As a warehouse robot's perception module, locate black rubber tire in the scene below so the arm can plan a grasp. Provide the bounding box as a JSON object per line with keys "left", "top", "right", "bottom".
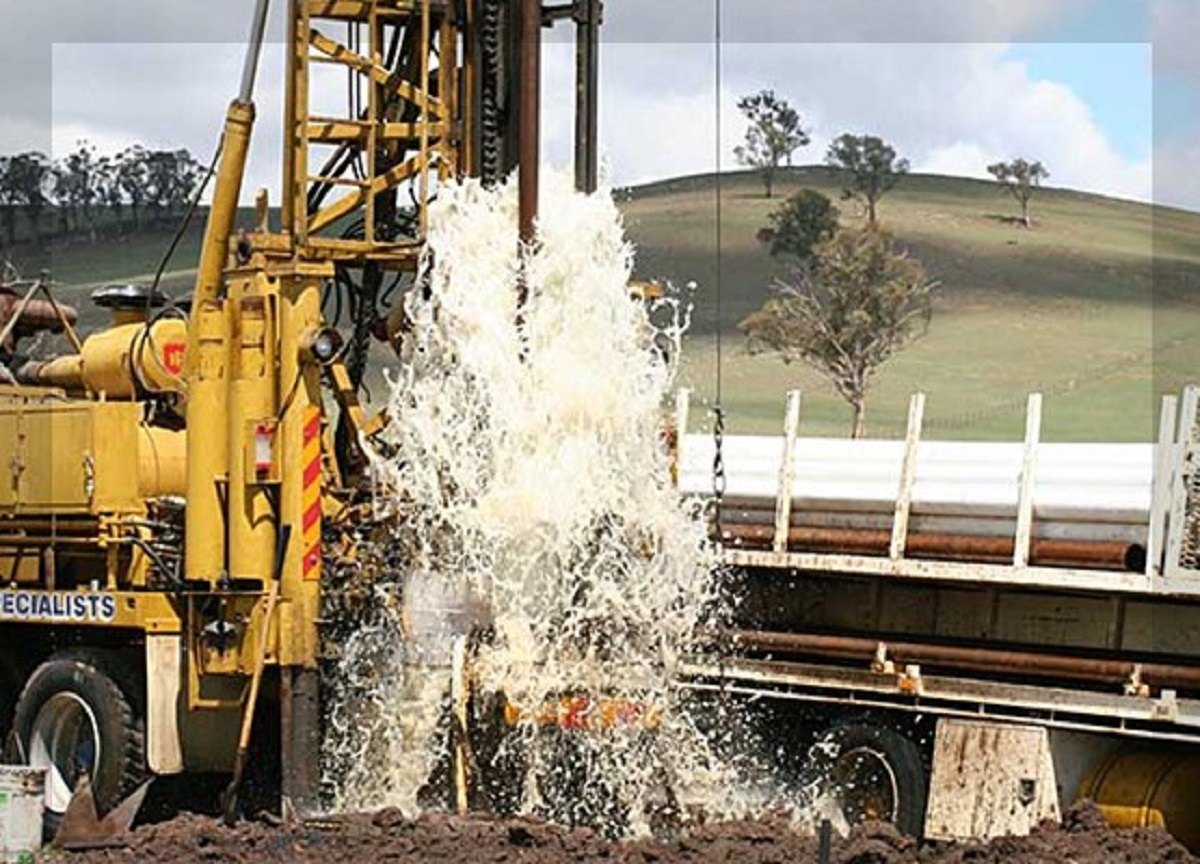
{"left": 7, "top": 649, "right": 146, "bottom": 819}
{"left": 807, "top": 723, "right": 927, "bottom": 837}
{"left": 0, "top": 652, "right": 22, "bottom": 748}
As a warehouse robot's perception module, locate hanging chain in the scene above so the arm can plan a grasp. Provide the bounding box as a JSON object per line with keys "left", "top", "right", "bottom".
{"left": 712, "top": 405, "right": 727, "bottom": 503}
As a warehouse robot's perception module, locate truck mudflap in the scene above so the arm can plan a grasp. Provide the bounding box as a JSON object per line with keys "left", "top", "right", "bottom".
{"left": 925, "top": 719, "right": 1059, "bottom": 841}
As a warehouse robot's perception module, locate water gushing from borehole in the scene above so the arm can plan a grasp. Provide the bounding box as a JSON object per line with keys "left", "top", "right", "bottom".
{"left": 320, "top": 171, "right": 785, "bottom": 833}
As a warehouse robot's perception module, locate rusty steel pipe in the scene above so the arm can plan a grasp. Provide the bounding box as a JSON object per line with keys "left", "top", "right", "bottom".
{"left": 573, "top": 0, "right": 600, "bottom": 193}
{"left": 720, "top": 523, "right": 1144, "bottom": 572}
{"left": 514, "top": 0, "right": 541, "bottom": 339}
{"left": 518, "top": 0, "right": 541, "bottom": 248}
{"left": 727, "top": 629, "right": 1200, "bottom": 690}
{"left": 0, "top": 292, "right": 79, "bottom": 345}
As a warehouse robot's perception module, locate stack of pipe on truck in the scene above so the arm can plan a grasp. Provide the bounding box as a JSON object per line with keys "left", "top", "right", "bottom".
{"left": 680, "top": 435, "right": 1152, "bottom": 571}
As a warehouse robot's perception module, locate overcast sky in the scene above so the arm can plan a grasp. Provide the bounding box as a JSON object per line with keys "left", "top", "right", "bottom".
{"left": 3, "top": 0, "right": 1197, "bottom": 210}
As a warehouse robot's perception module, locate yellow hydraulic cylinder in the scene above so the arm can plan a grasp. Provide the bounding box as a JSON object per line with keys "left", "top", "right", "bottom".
{"left": 23, "top": 320, "right": 187, "bottom": 399}
{"left": 184, "top": 300, "right": 231, "bottom": 584}
{"left": 85, "top": 320, "right": 188, "bottom": 397}
{"left": 138, "top": 424, "right": 188, "bottom": 498}
{"left": 190, "top": 101, "right": 255, "bottom": 317}
{"left": 183, "top": 98, "right": 254, "bottom": 585}
{"left": 1080, "top": 750, "right": 1200, "bottom": 852}
{"left": 227, "top": 283, "right": 278, "bottom": 584}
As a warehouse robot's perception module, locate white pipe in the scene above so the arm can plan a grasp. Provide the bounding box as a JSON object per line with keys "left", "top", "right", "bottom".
{"left": 681, "top": 434, "right": 1155, "bottom": 527}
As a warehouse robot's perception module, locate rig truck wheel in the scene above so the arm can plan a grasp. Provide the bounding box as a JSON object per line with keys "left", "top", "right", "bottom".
{"left": 6, "top": 650, "right": 147, "bottom": 826}
{"left": 0, "top": 653, "right": 22, "bottom": 749}
{"left": 807, "top": 723, "right": 927, "bottom": 837}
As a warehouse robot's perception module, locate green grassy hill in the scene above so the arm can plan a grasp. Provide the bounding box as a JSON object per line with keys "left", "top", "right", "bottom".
{"left": 5, "top": 170, "right": 1198, "bottom": 440}
{"left": 622, "top": 168, "right": 1200, "bottom": 440}
{"left": 1, "top": 207, "right": 253, "bottom": 334}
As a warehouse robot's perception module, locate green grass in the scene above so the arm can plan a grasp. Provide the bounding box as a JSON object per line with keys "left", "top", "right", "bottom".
{"left": 6, "top": 171, "right": 1199, "bottom": 442}
{"left": 623, "top": 168, "right": 1200, "bottom": 440}
{"left": 1, "top": 207, "right": 258, "bottom": 334}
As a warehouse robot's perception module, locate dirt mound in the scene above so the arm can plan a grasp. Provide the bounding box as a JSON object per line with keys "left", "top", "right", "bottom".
{"left": 64, "top": 803, "right": 1196, "bottom": 864}
{"left": 916, "top": 802, "right": 1197, "bottom": 864}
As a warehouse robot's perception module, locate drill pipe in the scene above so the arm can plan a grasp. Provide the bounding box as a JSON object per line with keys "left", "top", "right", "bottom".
{"left": 725, "top": 629, "right": 1200, "bottom": 690}
{"left": 719, "top": 523, "right": 1145, "bottom": 572}
{"left": 518, "top": 0, "right": 541, "bottom": 248}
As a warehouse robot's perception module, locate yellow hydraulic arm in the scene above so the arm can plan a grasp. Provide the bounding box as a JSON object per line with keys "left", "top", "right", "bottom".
{"left": 183, "top": 0, "right": 271, "bottom": 586}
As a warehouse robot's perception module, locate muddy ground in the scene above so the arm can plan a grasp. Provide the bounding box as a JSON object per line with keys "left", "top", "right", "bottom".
{"left": 66, "top": 803, "right": 1196, "bottom": 864}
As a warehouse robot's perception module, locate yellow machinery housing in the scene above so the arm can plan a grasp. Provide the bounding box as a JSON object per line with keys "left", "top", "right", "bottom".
{"left": 0, "top": 0, "right": 593, "bottom": 823}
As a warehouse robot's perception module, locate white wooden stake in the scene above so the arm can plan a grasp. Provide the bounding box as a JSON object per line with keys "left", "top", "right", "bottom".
{"left": 1165, "top": 386, "right": 1200, "bottom": 578}
{"left": 773, "top": 390, "right": 802, "bottom": 553}
{"left": 1013, "top": 393, "right": 1043, "bottom": 567}
{"left": 890, "top": 393, "right": 926, "bottom": 560}
{"left": 1146, "top": 394, "right": 1178, "bottom": 578}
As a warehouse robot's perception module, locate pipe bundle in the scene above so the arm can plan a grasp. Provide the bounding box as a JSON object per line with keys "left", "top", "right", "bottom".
{"left": 680, "top": 435, "right": 1154, "bottom": 571}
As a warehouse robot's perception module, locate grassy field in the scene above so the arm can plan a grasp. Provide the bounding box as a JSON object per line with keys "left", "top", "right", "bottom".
{"left": 4, "top": 170, "right": 1198, "bottom": 441}
{"left": 622, "top": 168, "right": 1200, "bottom": 440}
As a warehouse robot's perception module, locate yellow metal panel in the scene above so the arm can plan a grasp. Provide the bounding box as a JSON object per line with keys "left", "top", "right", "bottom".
{"left": 0, "top": 399, "right": 21, "bottom": 510}
{"left": 185, "top": 299, "right": 231, "bottom": 585}
{"left": 0, "top": 398, "right": 148, "bottom": 516}
{"left": 227, "top": 279, "right": 277, "bottom": 583}
{"left": 20, "top": 402, "right": 92, "bottom": 512}
{"left": 91, "top": 403, "right": 144, "bottom": 512}
{"left": 277, "top": 269, "right": 324, "bottom": 668}
{"left": 138, "top": 425, "right": 187, "bottom": 498}
{"left": 0, "top": 550, "right": 40, "bottom": 584}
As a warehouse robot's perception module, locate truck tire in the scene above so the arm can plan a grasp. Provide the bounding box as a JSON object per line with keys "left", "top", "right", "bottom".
{"left": 7, "top": 650, "right": 146, "bottom": 824}
{"left": 0, "top": 653, "right": 22, "bottom": 746}
{"left": 807, "top": 723, "right": 927, "bottom": 837}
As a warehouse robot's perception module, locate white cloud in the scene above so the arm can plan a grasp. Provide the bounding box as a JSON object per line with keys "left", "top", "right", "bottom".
{"left": 28, "top": 3, "right": 1166, "bottom": 209}
{"left": 594, "top": 0, "right": 1078, "bottom": 44}
{"left": 920, "top": 143, "right": 997, "bottom": 179}
{"left": 566, "top": 41, "right": 1153, "bottom": 203}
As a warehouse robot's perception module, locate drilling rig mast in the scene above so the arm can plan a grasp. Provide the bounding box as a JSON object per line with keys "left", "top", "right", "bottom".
{"left": 0, "top": 0, "right": 603, "bottom": 832}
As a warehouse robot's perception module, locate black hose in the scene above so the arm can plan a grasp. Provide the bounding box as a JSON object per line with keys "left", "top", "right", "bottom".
{"left": 149, "top": 136, "right": 223, "bottom": 309}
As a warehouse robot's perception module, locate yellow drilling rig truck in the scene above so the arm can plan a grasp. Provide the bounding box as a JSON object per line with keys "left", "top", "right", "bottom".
{"left": 2, "top": 0, "right": 1200, "bottom": 853}
{"left": 0, "top": 0, "right": 599, "bottom": 836}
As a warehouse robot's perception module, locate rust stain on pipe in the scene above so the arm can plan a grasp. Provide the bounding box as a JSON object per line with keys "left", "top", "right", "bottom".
{"left": 720, "top": 523, "right": 1143, "bottom": 571}
{"left": 727, "top": 629, "right": 1200, "bottom": 690}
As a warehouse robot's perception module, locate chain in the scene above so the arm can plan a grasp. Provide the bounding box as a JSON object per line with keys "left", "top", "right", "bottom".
{"left": 1182, "top": 413, "right": 1200, "bottom": 570}
{"left": 711, "top": 404, "right": 727, "bottom": 535}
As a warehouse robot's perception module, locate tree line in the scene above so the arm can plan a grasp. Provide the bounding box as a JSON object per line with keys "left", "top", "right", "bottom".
{"left": 0, "top": 141, "right": 205, "bottom": 248}
{"left": 733, "top": 89, "right": 1050, "bottom": 437}
{"left": 734, "top": 89, "right": 1048, "bottom": 227}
